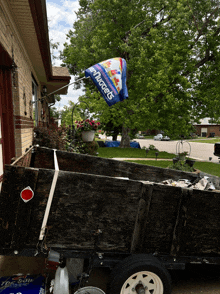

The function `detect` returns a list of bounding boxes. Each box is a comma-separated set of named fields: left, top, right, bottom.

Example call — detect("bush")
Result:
left=169, top=160, right=194, bottom=172
left=34, top=124, right=67, bottom=150
left=149, top=144, right=158, bottom=151
left=34, top=122, right=99, bottom=156
left=83, top=141, right=99, bottom=156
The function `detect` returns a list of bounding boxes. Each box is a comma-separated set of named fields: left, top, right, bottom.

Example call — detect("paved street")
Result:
left=101, top=135, right=220, bottom=163
left=135, top=138, right=219, bottom=163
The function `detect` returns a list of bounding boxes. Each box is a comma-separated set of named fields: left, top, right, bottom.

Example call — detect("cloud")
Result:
left=46, top=0, right=84, bottom=108
left=59, top=76, right=85, bottom=108
left=46, top=0, right=79, bottom=54
left=47, top=0, right=79, bottom=28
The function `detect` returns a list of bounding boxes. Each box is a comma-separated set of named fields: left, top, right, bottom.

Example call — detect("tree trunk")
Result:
left=112, top=134, right=118, bottom=141
left=120, top=126, right=131, bottom=148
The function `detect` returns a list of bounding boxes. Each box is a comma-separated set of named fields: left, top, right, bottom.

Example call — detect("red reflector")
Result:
left=20, top=186, right=34, bottom=203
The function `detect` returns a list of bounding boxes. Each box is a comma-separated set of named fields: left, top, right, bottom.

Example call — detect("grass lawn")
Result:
left=97, top=147, right=175, bottom=159
left=125, top=160, right=220, bottom=177
left=97, top=147, right=220, bottom=177
left=189, top=137, right=220, bottom=144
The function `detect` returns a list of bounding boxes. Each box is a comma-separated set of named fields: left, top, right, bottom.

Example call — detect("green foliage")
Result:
left=83, top=141, right=99, bottom=156
left=148, top=145, right=158, bottom=151
left=49, top=95, right=62, bottom=120
left=126, top=160, right=220, bottom=177
left=67, top=135, right=99, bottom=156
left=61, top=101, right=83, bottom=126
left=168, top=160, right=195, bottom=172
left=61, top=0, right=220, bottom=137
left=34, top=124, right=67, bottom=150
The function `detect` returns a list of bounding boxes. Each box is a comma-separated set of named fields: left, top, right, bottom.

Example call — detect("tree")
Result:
left=61, top=100, right=84, bottom=126
left=61, top=0, right=220, bottom=146
left=49, top=95, right=62, bottom=122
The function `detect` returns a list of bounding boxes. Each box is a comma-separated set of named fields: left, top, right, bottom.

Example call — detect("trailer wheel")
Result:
left=109, top=255, right=171, bottom=294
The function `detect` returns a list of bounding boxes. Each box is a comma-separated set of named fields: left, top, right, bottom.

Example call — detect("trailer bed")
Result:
left=0, top=146, right=220, bottom=260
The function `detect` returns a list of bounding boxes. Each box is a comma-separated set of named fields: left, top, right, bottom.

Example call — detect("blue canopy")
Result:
left=104, top=141, right=141, bottom=148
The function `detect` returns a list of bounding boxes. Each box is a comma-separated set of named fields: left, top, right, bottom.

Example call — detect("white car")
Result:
left=154, top=134, right=170, bottom=141
left=162, top=135, right=170, bottom=141
left=154, top=134, right=163, bottom=140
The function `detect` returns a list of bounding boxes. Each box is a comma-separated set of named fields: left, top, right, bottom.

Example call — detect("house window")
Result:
left=32, top=79, right=38, bottom=126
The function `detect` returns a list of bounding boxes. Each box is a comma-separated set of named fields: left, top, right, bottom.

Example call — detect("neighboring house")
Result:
left=194, top=118, right=220, bottom=137
left=0, top=0, right=71, bottom=182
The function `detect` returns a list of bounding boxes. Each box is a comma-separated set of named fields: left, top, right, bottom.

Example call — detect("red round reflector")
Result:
left=20, top=186, right=34, bottom=203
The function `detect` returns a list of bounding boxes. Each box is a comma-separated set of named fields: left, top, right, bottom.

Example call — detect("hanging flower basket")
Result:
left=82, top=130, right=95, bottom=142
left=75, top=119, right=101, bottom=142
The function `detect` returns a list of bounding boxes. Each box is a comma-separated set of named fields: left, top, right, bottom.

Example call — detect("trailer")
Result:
left=0, top=146, right=220, bottom=294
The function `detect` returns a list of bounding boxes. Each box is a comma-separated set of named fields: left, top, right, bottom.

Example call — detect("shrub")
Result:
left=149, top=144, right=158, bottom=151
left=169, top=161, right=194, bottom=172
left=34, top=123, right=67, bottom=150
left=83, top=141, right=99, bottom=156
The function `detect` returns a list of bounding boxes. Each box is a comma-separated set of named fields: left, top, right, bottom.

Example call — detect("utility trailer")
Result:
left=0, top=146, right=220, bottom=294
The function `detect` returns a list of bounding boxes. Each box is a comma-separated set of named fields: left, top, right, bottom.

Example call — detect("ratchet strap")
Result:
left=39, top=150, right=59, bottom=241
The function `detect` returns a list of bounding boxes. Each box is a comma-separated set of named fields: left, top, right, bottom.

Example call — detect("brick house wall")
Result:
left=0, top=0, right=70, bottom=189
left=194, top=124, right=220, bottom=137
left=0, top=0, right=70, bottom=167
left=0, top=6, right=47, bottom=158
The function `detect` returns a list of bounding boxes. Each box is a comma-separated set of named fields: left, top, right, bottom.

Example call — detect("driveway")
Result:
left=135, top=139, right=220, bottom=163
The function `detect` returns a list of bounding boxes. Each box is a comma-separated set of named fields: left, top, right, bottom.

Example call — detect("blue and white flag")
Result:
left=85, top=57, right=128, bottom=106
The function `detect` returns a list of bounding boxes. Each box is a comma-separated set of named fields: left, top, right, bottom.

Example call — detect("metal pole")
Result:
left=33, top=76, right=89, bottom=104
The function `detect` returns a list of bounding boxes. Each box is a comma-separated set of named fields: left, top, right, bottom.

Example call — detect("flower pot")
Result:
left=82, top=131, right=95, bottom=142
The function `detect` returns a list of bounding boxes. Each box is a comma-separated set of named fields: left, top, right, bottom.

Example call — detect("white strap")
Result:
left=39, top=150, right=59, bottom=241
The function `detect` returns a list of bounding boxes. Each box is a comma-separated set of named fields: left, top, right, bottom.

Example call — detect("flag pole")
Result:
left=35, top=76, right=89, bottom=104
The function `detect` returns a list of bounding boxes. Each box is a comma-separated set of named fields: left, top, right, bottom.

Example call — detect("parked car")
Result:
left=161, top=135, right=170, bottom=141
left=154, top=134, right=163, bottom=140
left=154, top=134, right=170, bottom=141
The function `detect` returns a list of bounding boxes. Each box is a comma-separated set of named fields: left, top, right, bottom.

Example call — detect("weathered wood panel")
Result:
left=140, top=184, right=182, bottom=255
left=179, top=189, right=220, bottom=255
left=25, top=169, right=55, bottom=247
left=45, top=171, right=143, bottom=251
left=1, top=146, right=220, bottom=258
left=0, top=166, right=54, bottom=252
left=33, top=147, right=54, bottom=170
left=55, top=148, right=198, bottom=183
left=0, top=165, right=39, bottom=250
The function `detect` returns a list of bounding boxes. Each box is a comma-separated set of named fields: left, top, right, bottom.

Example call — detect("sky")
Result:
left=45, top=0, right=83, bottom=110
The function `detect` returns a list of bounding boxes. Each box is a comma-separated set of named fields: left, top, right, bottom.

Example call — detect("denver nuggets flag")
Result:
left=85, top=57, right=128, bottom=106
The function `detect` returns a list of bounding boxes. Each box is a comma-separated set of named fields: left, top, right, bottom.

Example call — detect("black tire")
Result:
left=109, top=254, right=171, bottom=294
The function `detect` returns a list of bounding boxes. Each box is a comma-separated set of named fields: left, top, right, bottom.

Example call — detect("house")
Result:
left=193, top=118, right=220, bottom=137
left=0, top=0, right=71, bottom=183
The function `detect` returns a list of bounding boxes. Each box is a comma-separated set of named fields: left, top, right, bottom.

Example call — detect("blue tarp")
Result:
left=104, top=141, right=141, bottom=148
